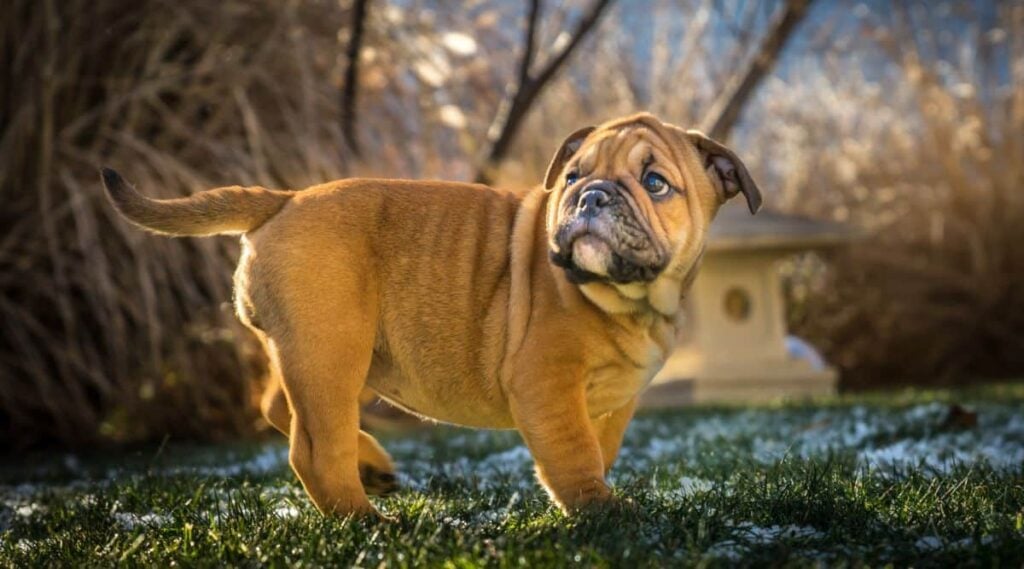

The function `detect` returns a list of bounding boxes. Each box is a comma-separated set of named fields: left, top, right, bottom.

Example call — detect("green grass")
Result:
left=2, top=385, right=1024, bottom=567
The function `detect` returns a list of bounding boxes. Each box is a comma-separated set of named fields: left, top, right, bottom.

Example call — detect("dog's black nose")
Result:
left=577, top=185, right=613, bottom=218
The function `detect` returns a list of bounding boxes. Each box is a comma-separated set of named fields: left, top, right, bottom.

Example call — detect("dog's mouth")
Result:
left=550, top=208, right=667, bottom=285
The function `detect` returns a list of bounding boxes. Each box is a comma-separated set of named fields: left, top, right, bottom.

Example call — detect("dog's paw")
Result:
left=567, top=492, right=641, bottom=521
left=553, top=480, right=618, bottom=514
left=359, top=463, right=400, bottom=496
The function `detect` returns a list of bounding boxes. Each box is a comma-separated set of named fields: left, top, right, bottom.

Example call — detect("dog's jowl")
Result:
left=103, top=113, right=761, bottom=518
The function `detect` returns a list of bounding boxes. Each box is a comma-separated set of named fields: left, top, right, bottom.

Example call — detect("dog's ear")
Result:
left=685, top=130, right=762, bottom=214
left=543, top=126, right=595, bottom=190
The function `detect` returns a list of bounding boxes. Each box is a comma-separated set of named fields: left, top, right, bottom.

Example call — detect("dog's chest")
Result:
left=583, top=321, right=672, bottom=416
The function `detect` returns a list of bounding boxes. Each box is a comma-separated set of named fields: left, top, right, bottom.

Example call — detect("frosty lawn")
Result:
left=2, top=386, right=1023, bottom=566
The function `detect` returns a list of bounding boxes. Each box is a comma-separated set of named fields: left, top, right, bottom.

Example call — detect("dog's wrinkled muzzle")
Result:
left=575, top=181, right=617, bottom=219
left=551, top=181, right=667, bottom=284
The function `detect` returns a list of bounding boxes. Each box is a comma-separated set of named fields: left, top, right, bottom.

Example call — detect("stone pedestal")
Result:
left=641, top=205, right=851, bottom=407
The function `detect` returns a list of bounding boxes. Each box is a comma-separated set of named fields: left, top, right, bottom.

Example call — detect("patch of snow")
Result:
left=953, top=535, right=994, bottom=548
left=273, top=503, right=301, bottom=519
left=621, top=402, right=1024, bottom=481
left=472, top=508, right=511, bottom=525
left=916, top=534, right=994, bottom=552
left=903, top=402, right=947, bottom=423
left=704, top=540, right=745, bottom=561
left=386, top=437, right=433, bottom=457
left=161, top=446, right=288, bottom=478
left=678, top=476, right=715, bottom=496
left=751, top=437, right=793, bottom=464
left=439, top=515, right=470, bottom=529
left=114, top=511, right=171, bottom=530
left=478, top=446, right=531, bottom=472
left=857, top=431, right=1024, bottom=477
left=398, top=445, right=535, bottom=492
left=643, top=437, right=686, bottom=460
left=16, top=539, right=44, bottom=553
left=15, top=503, right=46, bottom=518
left=735, top=522, right=824, bottom=543
left=705, top=523, right=824, bottom=560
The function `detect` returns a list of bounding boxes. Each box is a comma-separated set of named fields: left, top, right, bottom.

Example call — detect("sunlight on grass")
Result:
left=2, top=387, right=1023, bottom=565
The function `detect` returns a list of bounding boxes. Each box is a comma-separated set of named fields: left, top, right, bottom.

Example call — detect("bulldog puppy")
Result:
left=102, top=113, right=760, bottom=518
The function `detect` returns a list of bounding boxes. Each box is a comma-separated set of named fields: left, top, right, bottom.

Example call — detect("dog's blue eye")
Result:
left=565, top=171, right=580, bottom=187
left=642, top=171, right=671, bottom=197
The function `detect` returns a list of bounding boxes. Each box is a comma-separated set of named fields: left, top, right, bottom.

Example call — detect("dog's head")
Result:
left=544, top=113, right=761, bottom=315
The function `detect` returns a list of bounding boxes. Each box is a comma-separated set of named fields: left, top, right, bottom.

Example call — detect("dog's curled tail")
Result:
left=101, top=167, right=293, bottom=236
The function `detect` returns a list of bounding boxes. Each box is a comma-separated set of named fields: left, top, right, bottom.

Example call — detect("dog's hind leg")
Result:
left=260, top=368, right=399, bottom=498
left=358, top=431, right=399, bottom=496
left=261, top=290, right=380, bottom=517
left=260, top=370, right=398, bottom=496
left=274, top=336, right=377, bottom=516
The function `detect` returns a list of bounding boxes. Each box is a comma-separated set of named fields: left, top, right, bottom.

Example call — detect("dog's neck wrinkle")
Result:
left=576, top=281, right=640, bottom=314
left=576, top=279, right=675, bottom=319
left=536, top=190, right=679, bottom=338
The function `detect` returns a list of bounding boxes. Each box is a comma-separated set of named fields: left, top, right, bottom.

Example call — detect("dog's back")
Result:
left=232, top=178, right=525, bottom=427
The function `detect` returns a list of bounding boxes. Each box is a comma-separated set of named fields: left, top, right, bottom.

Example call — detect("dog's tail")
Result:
left=101, top=168, right=293, bottom=236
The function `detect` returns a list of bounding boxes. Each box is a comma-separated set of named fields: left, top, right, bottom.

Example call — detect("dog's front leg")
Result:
left=509, top=375, right=612, bottom=512
left=592, top=396, right=638, bottom=474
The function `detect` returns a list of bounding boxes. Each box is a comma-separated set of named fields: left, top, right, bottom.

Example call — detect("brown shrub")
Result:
left=0, top=0, right=360, bottom=449
left=762, top=3, right=1024, bottom=387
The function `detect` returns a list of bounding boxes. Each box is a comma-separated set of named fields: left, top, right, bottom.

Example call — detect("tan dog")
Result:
left=102, top=113, right=760, bottom=517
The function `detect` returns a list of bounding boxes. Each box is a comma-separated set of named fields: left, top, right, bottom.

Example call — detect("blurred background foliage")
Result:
left=1, top=0, right=1021, bottom=449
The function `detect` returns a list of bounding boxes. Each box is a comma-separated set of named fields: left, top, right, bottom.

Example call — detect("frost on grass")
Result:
left=113, top=512, right=171, bottom=530
left=622, top=401, right=1024, bottom=478
left=915, top=534, right=995, bottom=552
left=14, top=503, right=46, bottom=519
left=705, top=523, right=825, bottom=561
left=272, top=503, right=301, bottom=520
left=0, top=396, right=1021, bottom=565
left=8, top=400, right=1017, bottom=523
left=677, top=476, right=715, bottom=496
left=160, top=445, right=288, bottom=478
left=396, top=443, right=535, bottom=492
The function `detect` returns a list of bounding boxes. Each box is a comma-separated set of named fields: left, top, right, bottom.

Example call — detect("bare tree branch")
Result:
left=519, top=0, right=542, bottom=88
left=476, top=0, right=613, bottom=184
left=701, top=0, right=814, bottom=141
left=340, top=0, right=371, bottom=158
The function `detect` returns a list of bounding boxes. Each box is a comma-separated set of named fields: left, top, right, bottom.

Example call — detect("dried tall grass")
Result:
left=0, top=0, right=364, bottom=449
left=760, top=3, right=1024, bottom=387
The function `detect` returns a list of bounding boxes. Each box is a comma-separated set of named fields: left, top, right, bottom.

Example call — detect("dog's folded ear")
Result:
left=685, top=130, right=762, bottom=214
left=543, top=126, right=596, bottom=190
